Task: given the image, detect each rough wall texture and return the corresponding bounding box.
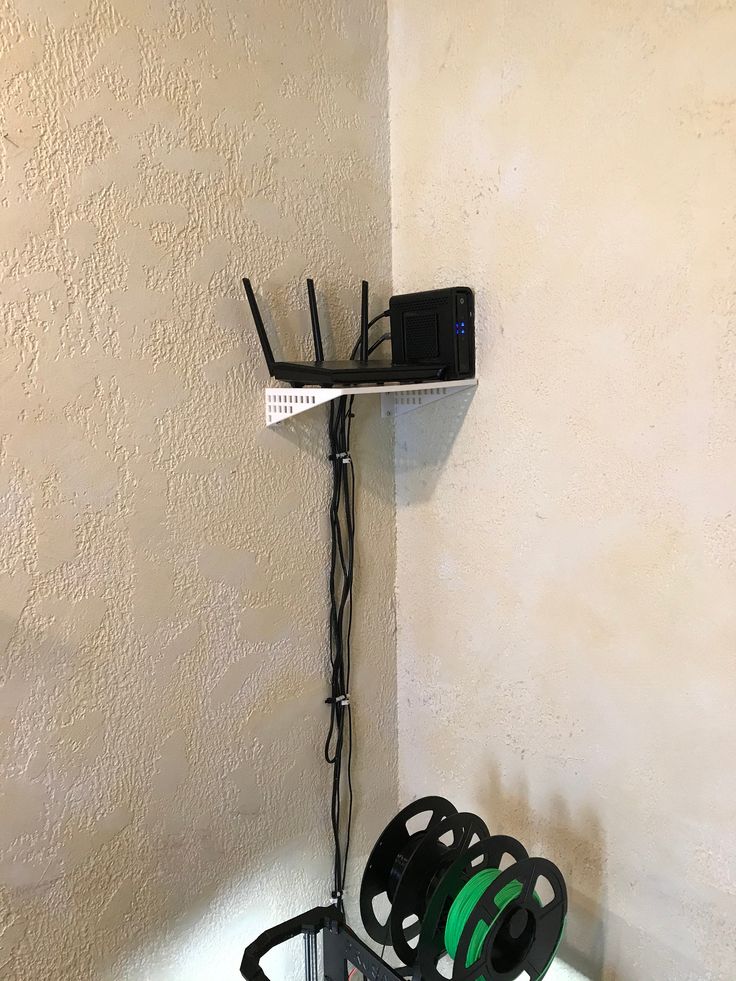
[389,2,736,979]
[0,1,397,977]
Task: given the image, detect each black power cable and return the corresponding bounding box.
[325,394,356,916]
[349,311,390,359]
[366,333,390,357]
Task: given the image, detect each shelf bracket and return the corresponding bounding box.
[265,388,340,426]
[380,382,476,418]
[265,379,477,427]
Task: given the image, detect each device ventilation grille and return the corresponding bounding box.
[405,312,439,359]
[392,387,447,406]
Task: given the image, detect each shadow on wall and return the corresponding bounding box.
[476,763,618,981]
[394,388,477,505]
[259,391,401,511]
[261,382,475,513]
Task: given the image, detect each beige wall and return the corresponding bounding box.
[5,0,736,977]
[389,2,736,979]
[0,1,397,978]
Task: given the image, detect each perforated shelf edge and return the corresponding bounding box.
[264,379,477,426]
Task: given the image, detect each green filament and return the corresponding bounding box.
[443,868,564,979]
[444,868,528,967]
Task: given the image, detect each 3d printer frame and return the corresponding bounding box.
[240,906,406,981]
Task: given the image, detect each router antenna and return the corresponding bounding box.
[360,280,369,362]
[306,278,324,362]
[242,278,275,375]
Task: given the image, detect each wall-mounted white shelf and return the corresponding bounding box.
[265,379,477,426]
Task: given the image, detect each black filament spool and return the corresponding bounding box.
[388,811,490,967]
[360,796,457,947]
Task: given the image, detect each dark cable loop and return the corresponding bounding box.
[349,311,390,360]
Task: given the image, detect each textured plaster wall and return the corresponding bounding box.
[0,1,397,978]
[389,2,736,979]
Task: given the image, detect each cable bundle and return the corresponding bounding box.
[322,290,391,915]
[325,395,356,916]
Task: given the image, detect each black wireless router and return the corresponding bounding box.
[242,278,475,387]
